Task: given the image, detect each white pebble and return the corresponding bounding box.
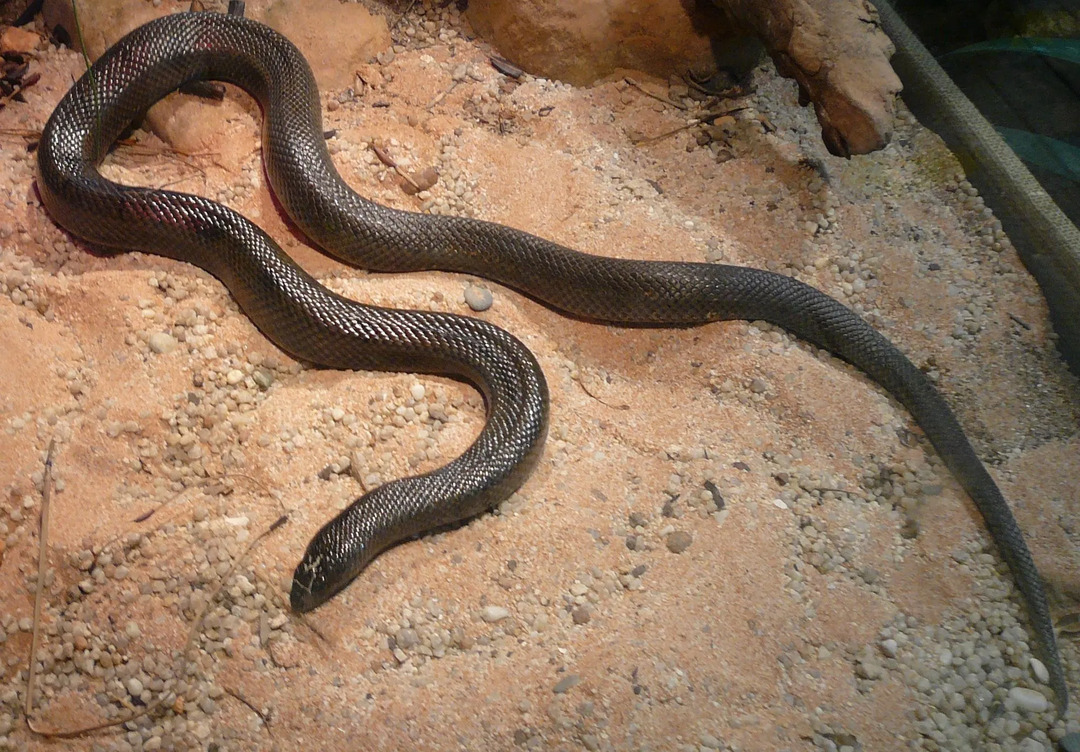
[148,332,177,354]
[1030,657,1050,684]
[1008,686,1049,713]
[126,677,144,696]
[880,638,898,658]
[226,369,244,385]
[410,383,426,401]
[480,605,509,622]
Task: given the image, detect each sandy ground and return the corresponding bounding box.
[1,3,1080,751]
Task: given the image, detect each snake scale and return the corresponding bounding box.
[36,11,1066,708]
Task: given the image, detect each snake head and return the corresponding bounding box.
[289,518,369,612]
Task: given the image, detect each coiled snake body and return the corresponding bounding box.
[37,12,1067,707]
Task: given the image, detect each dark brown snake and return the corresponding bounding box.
[35,11,1067,708]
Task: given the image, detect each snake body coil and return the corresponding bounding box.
[36,12,1067,707]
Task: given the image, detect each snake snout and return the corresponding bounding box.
[289,536,357,612]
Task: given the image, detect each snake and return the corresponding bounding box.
[35,10,1066,708]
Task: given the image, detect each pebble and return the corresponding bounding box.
[665,530,693,553]
[226,369,244,385]
[252,367,274,390]
[553,675,581,694]
[396,628,419,649]
[464,283,493,311]
[148,332,177,354]
[700,733,723,749]
[480,605,509,622]
[880,638,898,658]
[1030,657,1049,684]
[855,657,884,680]
[1008,686,1049,713]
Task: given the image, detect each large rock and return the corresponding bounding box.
[467,0,902,156]
[466,0,731,86]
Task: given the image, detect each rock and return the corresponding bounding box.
[855,657,884,680]
[665,530,693,553]
[464,284,494,312]
[1007,686,1049,714]
[148,332,177,354]
[553,674,581,693]
[0,26,42,54]
[480,605,509,622]
[262,0,390,90]
[1030,657,1050,684]
[467,0,900,156]
[467,0,730,87]
[252,367,275,390]
[395,628,419,649]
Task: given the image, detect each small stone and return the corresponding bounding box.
[1030,657,1050,684]
[856,658,884,680]
[665,530,693,554]
[126,677,144,696]
[410,383,426,401]
[571,606,591,625]
[396,628,419,649]
[464,284,493,312]
[880,638,898,658]
[148,332,177,354]
[1,26,41,54]
[1008,686,1049,713]
[749,377,768,394]
[253,368,275,390]
[700,733,723,750]
[226,369,244,385]
[480,605,509,623]
[553,675,581,694]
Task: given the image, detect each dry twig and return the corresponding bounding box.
[623,77,687,111]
